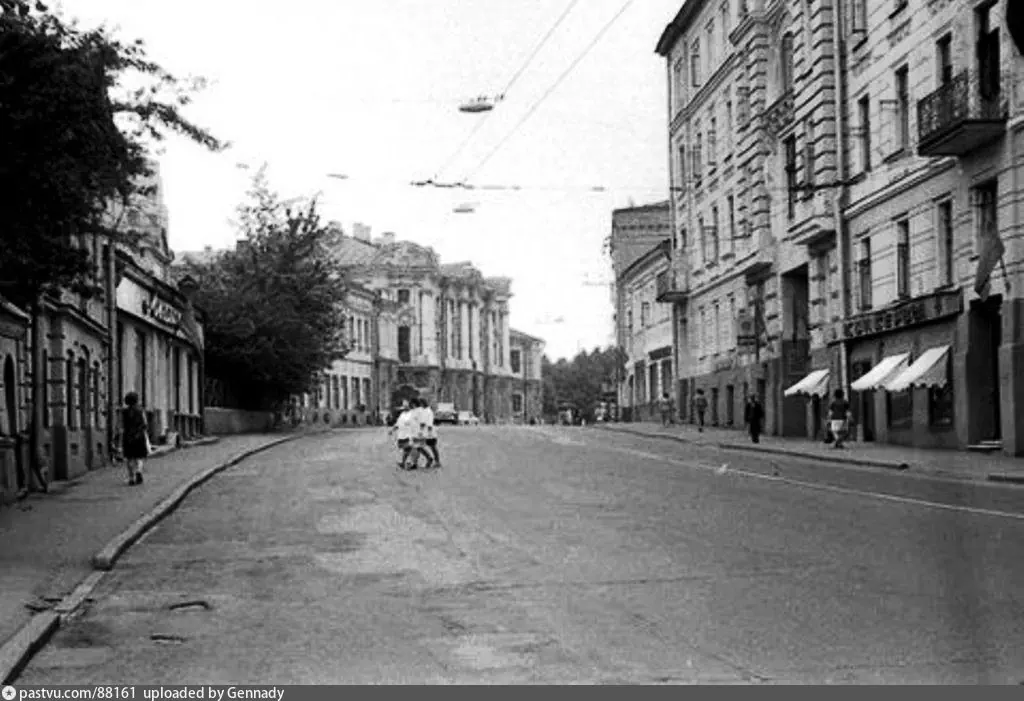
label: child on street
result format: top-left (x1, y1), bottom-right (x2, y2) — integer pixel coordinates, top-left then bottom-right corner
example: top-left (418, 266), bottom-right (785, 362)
top-left (388, 401), bottom-right (417, 470)
top-left (419, 398), bottom-right (440, 468)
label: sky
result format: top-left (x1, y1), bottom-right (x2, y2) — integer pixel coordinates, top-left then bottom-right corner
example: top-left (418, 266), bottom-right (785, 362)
top-left (59, 0), bottom-right (683, 362)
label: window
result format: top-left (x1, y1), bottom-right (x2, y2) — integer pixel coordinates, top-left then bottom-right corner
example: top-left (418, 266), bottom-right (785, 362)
top-left (937, 200), bottom-right (954, 286)
top-left (724, 98), bottom-right (733, 154)
top-left (690, 40), bottom-right (702, 87)
top-left (858, 237), bottom-right (873, 310)
top-left (888, 388), bottom-right (913, 429)
top-left (41, 350), bottom-right (49, 428)
top-left (708, 116), bottom-right (717, 168)
top-left (78, 357), bottom-right (88, 429)
top-left (352, 377), bottom-right (361, 409)
top-left (736, 85), bottom-right (750, 127)
top-left (706, 22), bottom-right (715, 74)
top-left (677, 144), bottom-right (686, 190)
top-left (896, 217), bottom-right (910, 298)
top-left (713, 302), bottom-right (721, 354)
top-left (673, 60), bottom-right (685, 112)
top-left (710, 206), bottom-right (720, 261)
top-left (693, 130), bottom-right (703, 183)
top-left (858, 95), bottom-right (872, 172)
top-left (721, 2), bottom-right (730, 37)
top-left (512, 393), bottom-right (523, 414)
top-left (362, 378), bottom-right (370, 410)
top-left (928, 357), bottom-right (954, 427)
top-left (784, 135), bottom-right (798, 219)
top-left (817, 254), bottom-right (831, 324)
top-left (626, 309), bottom-right (633, 334)
top-left (803, 121), bottom-right (815, 192)
top-left (727, 295), bottom-right (737, 349)
top-left (699, 307), bottom-right (708, 356)
top-left (698, 216), bottom-right (707, 264)
top-left (93, 362), bottom-right (101, 427)
top-left (397, 289), bottom-right (410, 305)
top-left (398, 326), bottom-right (411, 363)
top-left (781, 33), bottom-right (794, 92)
top-left (418, 292), bottom-right (424, 353)
top-left (936, 33), bottom-right (953, 85)
top-left (726, 195), bottom-right (736, 255)
top-left (851, 0), bottom-right (867, 34)
top-left (895, 65), bottom-right (910, 152)
top-left (641, 302), bottom-right (650, 327)
top-left (510, 349), bottom-right (522, 374)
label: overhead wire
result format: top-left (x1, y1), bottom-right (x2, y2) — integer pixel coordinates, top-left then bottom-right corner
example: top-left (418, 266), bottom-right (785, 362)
top-left (461, 0), bottom-right (638, 182)
top-left (434, 0), bottom-right (583, 180)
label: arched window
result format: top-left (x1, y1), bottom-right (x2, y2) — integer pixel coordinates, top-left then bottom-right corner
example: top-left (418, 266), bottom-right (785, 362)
top-left (93, 362), bottom-right (102, 427)
top-left (78, 356), bottom-right (88, 429)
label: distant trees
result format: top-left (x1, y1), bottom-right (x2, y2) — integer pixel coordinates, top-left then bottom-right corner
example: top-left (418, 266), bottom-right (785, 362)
top-left (179, 169), bottom-right (349, 410)
top-left (542, 346), bottom-right (626, 422)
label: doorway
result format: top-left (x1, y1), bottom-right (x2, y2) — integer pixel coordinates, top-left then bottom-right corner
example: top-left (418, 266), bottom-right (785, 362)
top-left (970, 295), bottom-right (1002, 441)
top-left (711, 387), bottom-right (720, 425)
top-left (852, 360), bottom-right (876, 442)
top-left (726, 384), bottom-right (735, 426)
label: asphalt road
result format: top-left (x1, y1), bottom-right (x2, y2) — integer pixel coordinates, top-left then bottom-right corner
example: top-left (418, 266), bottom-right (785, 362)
top-left (18, 426), bottom-right (1024, 684)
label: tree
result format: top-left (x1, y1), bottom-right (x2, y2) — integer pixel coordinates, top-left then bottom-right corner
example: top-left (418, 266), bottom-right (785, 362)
top-left (0, 0), bottom-right (223, 485)
top-left (179, 169), bottom-right (349, 410)
top-left (541, 346), bottom-right (625, 422)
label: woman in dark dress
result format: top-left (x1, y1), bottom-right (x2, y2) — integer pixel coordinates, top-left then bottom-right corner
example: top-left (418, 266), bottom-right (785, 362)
top-left (121, 391), bottom-right (149, 485)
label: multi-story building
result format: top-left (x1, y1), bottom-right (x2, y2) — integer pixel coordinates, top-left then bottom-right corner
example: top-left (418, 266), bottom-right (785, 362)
top-left (509, 329), bottom-right (545, 423)
top-left (656, 0), bottom-right (842, 437)
top-left (609, 203), bottom-right (673, 421)
top-left (334, 227), bottom-right (528, 423)
top-left (832, 0), bottom-right (1024, 453)
top-left (0, 296), bottom-right (30, 501)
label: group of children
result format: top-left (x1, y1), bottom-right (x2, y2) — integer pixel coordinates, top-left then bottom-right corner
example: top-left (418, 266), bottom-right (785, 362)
top-left (388, 398), bottom-right (441, 470)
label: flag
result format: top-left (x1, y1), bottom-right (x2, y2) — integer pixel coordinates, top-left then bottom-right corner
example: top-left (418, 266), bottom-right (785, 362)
top-left (974, 202), bottom-right (1005, 302)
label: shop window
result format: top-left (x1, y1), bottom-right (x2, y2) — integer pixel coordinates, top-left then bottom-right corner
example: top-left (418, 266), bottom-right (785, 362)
top-left (928, 360), bottom-right (954, 427)
top-left (887, 389), bottom-right (913, 429)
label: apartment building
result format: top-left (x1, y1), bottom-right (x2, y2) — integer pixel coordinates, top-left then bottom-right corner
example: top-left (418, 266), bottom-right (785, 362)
top-left (608, 203), bottom-right (674, 421)
top-left (834, 0), bottom-right (1024, 453)
top-left (656, 0), bottom-right (842, 436)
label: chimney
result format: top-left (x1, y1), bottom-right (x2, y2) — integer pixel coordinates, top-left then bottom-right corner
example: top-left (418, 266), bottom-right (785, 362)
top-left (353, 222), bottom-right (372, 242)
top-left (378, 232), bottom-right (396, 246)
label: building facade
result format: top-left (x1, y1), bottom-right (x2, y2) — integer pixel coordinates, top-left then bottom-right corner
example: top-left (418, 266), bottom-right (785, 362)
top-left (657, 0), bottom-right (1024, 455)
top-left (509, 329), bottom-right (545, 423)
top-left (614, 238), bottom-right (674, 422)
top-left (830, 0), bottom-right (1024, 453)
top-left (334, 227), bottom-right (527, 423)
top-left (657, 0), bottom-right (843, 438)
top-left (0, 297), bottom-right (30, 501)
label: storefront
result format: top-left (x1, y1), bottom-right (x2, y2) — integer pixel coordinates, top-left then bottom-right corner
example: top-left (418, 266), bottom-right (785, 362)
top-left (116, 262), bottom-right (204, 443)
top-left (836, 289), bottom-right (964, 450)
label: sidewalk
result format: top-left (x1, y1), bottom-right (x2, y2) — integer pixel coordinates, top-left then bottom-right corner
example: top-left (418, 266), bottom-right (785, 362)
top-left (0, 433), bottom-right (299, 670)
top-left (599, 421), bottom-right (1024, 485)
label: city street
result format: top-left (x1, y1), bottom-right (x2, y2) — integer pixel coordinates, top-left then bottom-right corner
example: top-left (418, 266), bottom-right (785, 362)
top-left (17, 426), bottom-right (1024, 684)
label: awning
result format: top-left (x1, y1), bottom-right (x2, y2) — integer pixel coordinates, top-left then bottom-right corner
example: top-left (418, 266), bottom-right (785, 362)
top-left (885, 346), bottom-right (951, 392)
top-left (784, 369), bottom-right (830, 398)
top-left (850, 353), bottom-right (910, 392)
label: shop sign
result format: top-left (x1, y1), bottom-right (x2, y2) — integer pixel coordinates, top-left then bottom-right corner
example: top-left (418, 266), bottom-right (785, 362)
top-left (842, 290), bottom-right (962, 340)
top-left (142, 293), bottom-right (182, 329)
top-left (736, 310), bottom-right (757, 350)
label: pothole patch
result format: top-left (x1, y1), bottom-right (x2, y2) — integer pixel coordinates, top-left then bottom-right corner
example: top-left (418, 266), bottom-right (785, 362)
top-left (168, 600), bottom-right (212, 613)
top-left (150, 634), bottom-right (188, 644)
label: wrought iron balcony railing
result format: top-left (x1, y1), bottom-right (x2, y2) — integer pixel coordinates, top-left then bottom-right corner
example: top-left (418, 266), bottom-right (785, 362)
top-left (917, 70), bottom-right (1007, 157)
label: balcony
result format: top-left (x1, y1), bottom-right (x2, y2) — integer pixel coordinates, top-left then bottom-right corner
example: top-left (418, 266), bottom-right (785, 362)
top-left (917, 71), bottom-right (1007, 157)
top-left (761, 90), bottom-right (794, 140)
top-left (655, 262), bottom-right (690, 303)
top-left (738, 227), bottom-right (776, 284)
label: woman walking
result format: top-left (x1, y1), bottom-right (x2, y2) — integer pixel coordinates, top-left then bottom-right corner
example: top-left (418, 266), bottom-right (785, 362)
top-left (121, 391), bottom-right (150, 485)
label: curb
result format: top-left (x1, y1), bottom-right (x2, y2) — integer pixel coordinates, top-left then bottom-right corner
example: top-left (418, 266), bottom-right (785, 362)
top-left (0, 433), bottom-right (300, 684)
top-left (92, 434), bottom-right (298, 570)
top-left (987, 473), bottom-right (1024, 485)
top-left (601, 425), bottom-right (910, 473)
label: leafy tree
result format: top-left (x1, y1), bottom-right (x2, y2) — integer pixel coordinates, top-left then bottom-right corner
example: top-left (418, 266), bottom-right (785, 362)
top-left (541, 346), bottom-right (625, 422)
top-left (179, 169), bottom-right (349, 410)
top-left (0, 0), bottom-right (222, 484)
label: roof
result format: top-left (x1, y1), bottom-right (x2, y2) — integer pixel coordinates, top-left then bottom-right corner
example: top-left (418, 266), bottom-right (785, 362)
top-left (655, 0), bottom-right (708, 56)
top-left (333, 236), bottom-right (380, 266)
top-left (611, 200), bottom-right (670, 216)
top-left (510, 328), bottom-right (544, 345)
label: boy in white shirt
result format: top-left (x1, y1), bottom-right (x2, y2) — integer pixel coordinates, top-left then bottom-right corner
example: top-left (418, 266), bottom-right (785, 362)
top-left (409, 399), bottom-right (434, 469)
top-left (388, 401), bottom-right (417, 470)
top-left (419, 398), bottom-right (441, 468)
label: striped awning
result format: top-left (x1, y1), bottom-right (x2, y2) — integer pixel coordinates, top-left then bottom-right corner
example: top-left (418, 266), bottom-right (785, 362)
top-left (783, 369), bottom-right (830, 398)
top-left (850, 353), bottom-right (909, 392)
top-left (885, 346), bottom-right (951, 392)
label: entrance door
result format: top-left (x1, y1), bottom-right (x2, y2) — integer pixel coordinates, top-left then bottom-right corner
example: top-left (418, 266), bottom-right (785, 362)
top-left (970, 295), bottom-right (1002, 441)
top-left (711, 387), bottom-right (720, 425)
top-left (726, 385), bottom-right (735, 426)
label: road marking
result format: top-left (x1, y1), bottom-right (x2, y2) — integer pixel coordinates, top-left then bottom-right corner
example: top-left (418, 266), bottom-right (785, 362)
top-left (584, 440), bottom-right (1024, 522)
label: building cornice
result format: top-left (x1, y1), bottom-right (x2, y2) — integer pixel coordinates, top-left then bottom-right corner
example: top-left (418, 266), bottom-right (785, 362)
top-left (844, 159), bottom-right (959, 220)
top-left (655, 0), bottom-right (711, 56)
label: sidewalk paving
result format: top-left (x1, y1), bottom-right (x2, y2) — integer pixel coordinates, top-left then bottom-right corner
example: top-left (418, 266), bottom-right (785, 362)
top-left (0, 433), bottom-right (300, 666)
top-left (599, 421), bottom-right (1024, 485)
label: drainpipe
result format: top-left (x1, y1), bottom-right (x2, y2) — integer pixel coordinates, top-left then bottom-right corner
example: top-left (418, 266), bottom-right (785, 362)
top-left (831, 0), bottom-right (850, 396)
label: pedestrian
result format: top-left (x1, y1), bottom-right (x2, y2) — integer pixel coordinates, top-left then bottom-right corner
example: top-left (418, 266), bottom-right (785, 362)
top-left (419, 398), bottom-right (441, 468)
top-left (410, 398), bottom-right (434, 468)
top-left (659, 392), bottom-right (673, 426)
top-left (829, 388), bottom-right (851, 449)
top-left (387, 400), bottom-right (417, 469)
top-left (120, 391), bottom-right (150, 485)
top-left (744, 395), bottom-right (764, 444)
top-left (694, 389), bottom-right (708, 432)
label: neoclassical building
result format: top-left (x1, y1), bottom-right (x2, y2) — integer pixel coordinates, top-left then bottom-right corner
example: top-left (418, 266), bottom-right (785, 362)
top-left (335, 228), bottom-right (524, 422)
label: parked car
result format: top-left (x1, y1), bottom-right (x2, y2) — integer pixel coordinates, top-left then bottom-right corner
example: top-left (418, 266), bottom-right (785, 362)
top-left (435, 402), bottom-right (458, 425)
top-left (457, 410), bottom-right (480, 426)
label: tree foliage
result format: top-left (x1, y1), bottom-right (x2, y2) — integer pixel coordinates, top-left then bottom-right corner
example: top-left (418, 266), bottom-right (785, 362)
top-left (179, 169), bottom-right (349, 410)
top-left (0, 0), bottom-right (224, 306)
top-left (541, 345), bottom-right (626, 421)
